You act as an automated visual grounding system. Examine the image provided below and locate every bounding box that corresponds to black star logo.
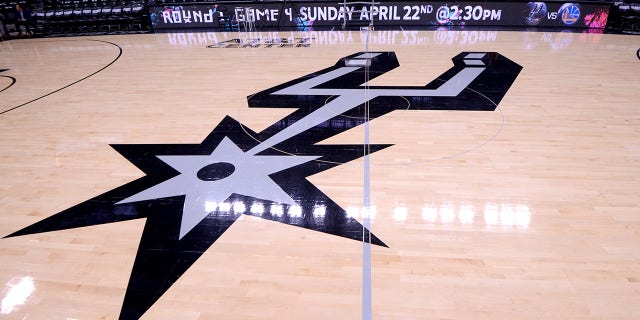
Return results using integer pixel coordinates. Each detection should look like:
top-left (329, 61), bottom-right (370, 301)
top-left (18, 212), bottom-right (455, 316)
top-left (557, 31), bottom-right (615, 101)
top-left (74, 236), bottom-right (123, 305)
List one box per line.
top-left (4, 113), bottom-right (391, 318)
top-left (4, 52), bottom-right (521, 319)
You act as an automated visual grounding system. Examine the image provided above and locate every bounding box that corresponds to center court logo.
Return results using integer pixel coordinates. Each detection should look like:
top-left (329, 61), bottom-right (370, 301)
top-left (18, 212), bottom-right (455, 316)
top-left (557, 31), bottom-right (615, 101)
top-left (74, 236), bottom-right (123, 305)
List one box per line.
top-left (5, 52), bottom-right (521, 319)
top-left (559, 3), bottom-right (581, 25)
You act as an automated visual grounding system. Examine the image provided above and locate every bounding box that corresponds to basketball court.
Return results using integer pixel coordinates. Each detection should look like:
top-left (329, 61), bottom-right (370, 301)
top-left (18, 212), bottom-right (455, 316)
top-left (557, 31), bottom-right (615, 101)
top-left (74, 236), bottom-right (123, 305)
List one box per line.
top-left (1, 29), bottom-right (639, 319)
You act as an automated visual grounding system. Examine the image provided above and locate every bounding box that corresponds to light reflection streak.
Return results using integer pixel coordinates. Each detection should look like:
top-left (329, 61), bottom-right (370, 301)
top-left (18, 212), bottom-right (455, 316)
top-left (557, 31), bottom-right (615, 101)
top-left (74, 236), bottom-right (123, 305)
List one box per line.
top-left (346, 206), bottom-right (360, 219)
top-left (458, 205), bottom-right (474, 225)
top-left (514, 204), bottom-right (531, 228)
top-left (232, 202), bottom-right (246, 213)
top-left (421, 206), bottom-right (438, 223)
top-left (204, 201), bottom-right (217, 212)
top-left (250, 203), bottom-right (264, 214)
top-left (313, 205), bottom-right (326, 218)
top-left (405, 202), bottom-right (530, 229)
top-left (218, 202), bottom-right (231, 212)
top-left (289, 205), bottom-right (303, 218)
top-left (270, 204), bottom-right (283, 217)
top-left (202, 198), bottom-right (529, 229)
top-left (1, 276), bottom-right (35, 315)
top-left (345, 206), bottom-right (377, 221)
top-left (393, 206), bottom-right (408, 222)
top-left (362, 206), bottom-right (376, 220)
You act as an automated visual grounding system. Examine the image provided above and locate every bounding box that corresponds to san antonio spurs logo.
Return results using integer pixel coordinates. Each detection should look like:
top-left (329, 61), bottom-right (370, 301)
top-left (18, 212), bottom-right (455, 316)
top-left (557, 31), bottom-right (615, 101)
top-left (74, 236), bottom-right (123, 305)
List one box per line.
top-left (4, 52), bottom-right (522, 319)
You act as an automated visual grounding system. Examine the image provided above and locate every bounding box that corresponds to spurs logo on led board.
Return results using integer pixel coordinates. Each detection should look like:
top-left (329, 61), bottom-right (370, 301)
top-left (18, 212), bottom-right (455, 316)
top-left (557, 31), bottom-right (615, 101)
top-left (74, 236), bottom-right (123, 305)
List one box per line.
top-left (4, 52), bottom-right (522, 319)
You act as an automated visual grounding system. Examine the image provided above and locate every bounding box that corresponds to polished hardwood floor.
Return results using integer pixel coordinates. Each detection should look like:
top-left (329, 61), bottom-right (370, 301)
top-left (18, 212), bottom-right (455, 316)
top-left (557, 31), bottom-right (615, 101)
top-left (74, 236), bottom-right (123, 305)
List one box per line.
top-left (0, 30), bottom-right (639, 319)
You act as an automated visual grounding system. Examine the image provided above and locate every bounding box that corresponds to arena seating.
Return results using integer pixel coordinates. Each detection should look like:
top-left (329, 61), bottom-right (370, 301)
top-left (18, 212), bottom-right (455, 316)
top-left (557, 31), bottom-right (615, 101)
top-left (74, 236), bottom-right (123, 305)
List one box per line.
top-left (611, 1), bottom-right (640, 33)
top-left (1, 1), bottom-right (20, 37)
top-left (0, 0), bottom-right (150, 37)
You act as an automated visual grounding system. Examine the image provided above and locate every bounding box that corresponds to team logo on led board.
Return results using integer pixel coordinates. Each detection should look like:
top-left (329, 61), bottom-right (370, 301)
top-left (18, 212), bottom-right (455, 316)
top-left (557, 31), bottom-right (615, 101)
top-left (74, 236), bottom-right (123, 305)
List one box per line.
top-left (559, 3), bottom-right (581, 25)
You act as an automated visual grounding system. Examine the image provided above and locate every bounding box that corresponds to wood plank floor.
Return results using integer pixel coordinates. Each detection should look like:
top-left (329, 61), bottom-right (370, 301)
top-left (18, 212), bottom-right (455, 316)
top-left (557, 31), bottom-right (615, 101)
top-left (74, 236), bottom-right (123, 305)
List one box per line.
top-left (0, 30), bottom-right (639, 319)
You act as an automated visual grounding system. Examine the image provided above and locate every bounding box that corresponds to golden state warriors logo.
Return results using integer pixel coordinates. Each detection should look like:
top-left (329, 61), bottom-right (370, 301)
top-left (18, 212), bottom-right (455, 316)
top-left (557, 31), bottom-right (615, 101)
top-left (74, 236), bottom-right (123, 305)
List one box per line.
top-left (559, 3), bottom-right (581, 25)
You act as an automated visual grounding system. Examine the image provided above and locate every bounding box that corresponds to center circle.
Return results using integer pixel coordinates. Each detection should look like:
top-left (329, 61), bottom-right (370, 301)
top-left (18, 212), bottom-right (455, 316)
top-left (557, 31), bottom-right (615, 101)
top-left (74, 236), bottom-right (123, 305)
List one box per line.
top-left (197, 162), bottom-right (235, 181)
